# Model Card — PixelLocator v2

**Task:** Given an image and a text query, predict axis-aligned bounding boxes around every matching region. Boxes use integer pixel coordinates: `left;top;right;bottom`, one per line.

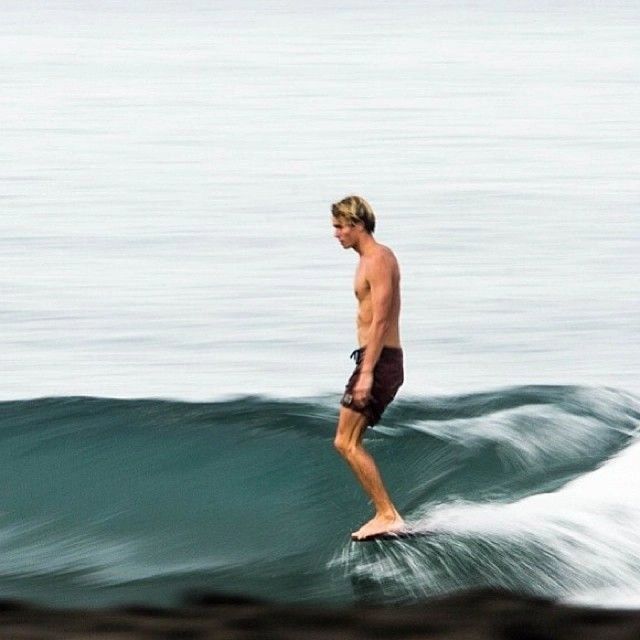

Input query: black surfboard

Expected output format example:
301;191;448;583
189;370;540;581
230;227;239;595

352;528;434;542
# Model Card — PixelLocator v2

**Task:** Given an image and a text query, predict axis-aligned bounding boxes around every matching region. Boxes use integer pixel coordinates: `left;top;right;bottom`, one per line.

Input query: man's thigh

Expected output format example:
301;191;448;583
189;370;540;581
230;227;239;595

335;406;368;449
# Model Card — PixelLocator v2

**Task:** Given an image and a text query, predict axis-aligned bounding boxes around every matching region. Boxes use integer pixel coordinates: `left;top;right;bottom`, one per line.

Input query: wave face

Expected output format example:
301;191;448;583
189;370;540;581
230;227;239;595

1;386;639;608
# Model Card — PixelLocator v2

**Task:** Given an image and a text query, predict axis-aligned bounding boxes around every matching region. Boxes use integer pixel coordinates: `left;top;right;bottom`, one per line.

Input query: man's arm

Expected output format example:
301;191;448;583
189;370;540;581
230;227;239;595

353;254;394;406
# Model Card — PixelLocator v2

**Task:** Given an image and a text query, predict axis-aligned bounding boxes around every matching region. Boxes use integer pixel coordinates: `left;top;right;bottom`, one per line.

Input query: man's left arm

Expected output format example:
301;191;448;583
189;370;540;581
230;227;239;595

353;256;393;405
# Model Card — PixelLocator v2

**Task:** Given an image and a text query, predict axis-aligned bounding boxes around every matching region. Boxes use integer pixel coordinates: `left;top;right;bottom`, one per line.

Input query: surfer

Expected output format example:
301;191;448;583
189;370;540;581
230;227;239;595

331;195;405;541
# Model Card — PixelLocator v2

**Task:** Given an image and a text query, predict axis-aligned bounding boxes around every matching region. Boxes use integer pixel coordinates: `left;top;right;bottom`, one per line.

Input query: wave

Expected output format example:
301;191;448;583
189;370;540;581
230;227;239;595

0;386;638;608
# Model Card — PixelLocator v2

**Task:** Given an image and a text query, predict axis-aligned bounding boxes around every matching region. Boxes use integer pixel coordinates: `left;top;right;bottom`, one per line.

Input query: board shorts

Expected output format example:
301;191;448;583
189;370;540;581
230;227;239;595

340;346;404;427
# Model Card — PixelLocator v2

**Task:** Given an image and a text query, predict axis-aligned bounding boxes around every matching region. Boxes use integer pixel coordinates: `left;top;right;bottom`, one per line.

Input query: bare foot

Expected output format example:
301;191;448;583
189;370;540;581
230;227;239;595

351;513;405;540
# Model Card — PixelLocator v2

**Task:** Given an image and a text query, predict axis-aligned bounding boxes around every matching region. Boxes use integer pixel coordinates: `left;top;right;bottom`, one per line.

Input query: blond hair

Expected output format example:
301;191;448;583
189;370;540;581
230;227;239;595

331;195;376;234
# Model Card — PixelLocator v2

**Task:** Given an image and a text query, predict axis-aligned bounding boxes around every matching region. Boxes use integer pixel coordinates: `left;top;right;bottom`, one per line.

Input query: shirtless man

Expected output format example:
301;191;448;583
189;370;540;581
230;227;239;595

331;195;405;541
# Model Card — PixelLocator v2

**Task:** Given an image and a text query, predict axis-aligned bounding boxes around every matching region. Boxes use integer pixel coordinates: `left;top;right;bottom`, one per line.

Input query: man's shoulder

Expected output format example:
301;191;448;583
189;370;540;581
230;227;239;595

364;244;399;274
373;244;398;265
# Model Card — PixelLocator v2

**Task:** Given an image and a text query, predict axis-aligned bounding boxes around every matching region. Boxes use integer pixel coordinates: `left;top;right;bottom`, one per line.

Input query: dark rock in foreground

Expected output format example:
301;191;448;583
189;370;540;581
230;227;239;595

1;588;640;639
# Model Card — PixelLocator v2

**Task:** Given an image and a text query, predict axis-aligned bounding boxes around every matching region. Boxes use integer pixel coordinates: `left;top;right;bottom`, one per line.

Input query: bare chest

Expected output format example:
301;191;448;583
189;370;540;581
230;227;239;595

354;262;370;302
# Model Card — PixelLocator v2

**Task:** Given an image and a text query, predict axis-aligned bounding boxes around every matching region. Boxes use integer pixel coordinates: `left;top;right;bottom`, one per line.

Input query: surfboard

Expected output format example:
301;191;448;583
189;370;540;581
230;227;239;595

352;528;433;542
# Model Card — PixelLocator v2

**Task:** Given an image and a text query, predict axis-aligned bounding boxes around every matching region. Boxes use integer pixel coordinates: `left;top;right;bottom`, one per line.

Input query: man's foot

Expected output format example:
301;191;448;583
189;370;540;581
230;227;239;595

351;513;405;541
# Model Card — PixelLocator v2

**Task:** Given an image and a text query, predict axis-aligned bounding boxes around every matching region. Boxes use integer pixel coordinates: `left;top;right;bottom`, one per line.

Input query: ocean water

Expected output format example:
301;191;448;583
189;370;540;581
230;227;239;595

1;0;640;609
1;388;639;608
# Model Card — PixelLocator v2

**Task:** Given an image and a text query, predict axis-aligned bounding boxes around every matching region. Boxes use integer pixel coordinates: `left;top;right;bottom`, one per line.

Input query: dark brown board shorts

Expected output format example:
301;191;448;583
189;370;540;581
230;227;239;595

340;346;404;427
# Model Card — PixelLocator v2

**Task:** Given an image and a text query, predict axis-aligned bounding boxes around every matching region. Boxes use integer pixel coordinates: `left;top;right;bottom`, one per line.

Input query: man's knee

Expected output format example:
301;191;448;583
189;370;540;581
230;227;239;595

334;408;367;457
334;433;353;457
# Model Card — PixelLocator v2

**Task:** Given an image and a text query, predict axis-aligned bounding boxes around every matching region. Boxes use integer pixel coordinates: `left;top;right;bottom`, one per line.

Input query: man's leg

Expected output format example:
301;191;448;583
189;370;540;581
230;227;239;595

334;405;404;539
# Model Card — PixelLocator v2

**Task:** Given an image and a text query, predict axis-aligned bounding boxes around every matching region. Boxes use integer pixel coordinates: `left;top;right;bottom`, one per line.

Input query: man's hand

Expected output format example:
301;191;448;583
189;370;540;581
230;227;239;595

353;371;373;408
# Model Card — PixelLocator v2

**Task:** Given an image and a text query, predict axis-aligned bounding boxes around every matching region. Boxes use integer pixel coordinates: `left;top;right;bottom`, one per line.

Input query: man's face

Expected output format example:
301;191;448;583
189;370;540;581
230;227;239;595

332;216;359;249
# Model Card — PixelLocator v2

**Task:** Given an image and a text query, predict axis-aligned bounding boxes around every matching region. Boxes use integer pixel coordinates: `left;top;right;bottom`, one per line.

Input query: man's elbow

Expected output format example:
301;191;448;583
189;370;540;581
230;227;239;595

371;317;390;333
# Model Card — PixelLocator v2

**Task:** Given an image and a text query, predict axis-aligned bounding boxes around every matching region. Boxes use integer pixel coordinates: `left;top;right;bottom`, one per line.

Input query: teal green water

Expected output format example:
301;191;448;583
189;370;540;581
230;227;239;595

1;387;638;608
